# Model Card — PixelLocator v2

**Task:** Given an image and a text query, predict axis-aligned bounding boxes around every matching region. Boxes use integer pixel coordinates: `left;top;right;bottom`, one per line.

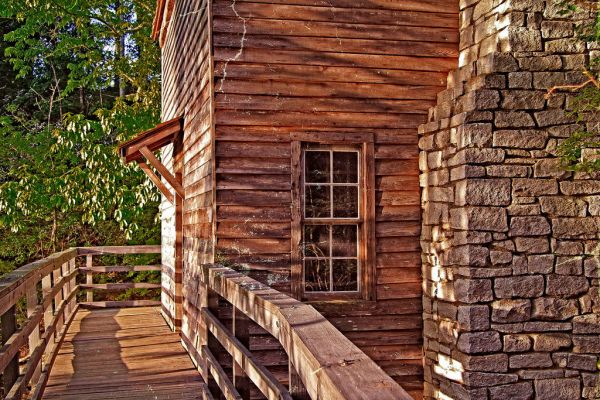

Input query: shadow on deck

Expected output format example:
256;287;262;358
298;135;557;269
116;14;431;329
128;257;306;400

42;307;208;400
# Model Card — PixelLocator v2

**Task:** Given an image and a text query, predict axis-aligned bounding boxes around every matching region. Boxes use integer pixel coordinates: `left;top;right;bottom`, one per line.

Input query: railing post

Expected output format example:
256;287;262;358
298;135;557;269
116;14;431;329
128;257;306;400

52;266;64;337
26;285;41;385
206;287;221;399
41;273;55;359
233;307;251;400
1;306;18;395
86;255;93;302
289;361;310;400
61;262;70;320
68;257;77;312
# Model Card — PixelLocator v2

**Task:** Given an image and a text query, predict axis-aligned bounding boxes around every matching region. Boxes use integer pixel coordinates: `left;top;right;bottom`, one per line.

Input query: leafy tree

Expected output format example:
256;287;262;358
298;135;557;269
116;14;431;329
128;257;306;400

0;0;162;269
553;1;600;171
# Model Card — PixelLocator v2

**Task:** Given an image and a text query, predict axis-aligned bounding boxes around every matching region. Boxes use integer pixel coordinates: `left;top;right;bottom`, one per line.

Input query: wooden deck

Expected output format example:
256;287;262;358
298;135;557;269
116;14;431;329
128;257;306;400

42;307;208;400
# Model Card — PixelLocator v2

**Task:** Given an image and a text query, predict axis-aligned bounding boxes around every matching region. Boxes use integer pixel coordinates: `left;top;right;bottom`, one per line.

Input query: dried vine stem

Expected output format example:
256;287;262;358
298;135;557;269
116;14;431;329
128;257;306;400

545;70;600;99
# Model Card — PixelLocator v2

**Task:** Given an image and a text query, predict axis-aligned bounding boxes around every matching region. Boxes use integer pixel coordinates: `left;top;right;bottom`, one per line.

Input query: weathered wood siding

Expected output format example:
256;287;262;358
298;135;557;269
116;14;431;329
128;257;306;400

160;0;215;344
212;1;459;397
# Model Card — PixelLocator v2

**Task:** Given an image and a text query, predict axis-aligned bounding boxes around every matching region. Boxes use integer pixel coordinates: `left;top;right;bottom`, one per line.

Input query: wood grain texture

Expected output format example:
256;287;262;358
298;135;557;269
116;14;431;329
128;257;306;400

210;1;457;395
42;307;209;400
200;265;413;399
160;0;215;340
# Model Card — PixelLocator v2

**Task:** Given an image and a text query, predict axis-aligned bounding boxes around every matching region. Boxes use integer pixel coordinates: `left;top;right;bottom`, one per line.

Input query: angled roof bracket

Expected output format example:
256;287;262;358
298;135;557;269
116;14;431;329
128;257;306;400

117;116;184;205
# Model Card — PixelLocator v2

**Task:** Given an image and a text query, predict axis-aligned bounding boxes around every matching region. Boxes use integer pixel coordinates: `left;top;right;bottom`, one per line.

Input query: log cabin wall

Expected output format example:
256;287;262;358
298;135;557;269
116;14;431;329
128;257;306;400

212;1;459;397
160;0;215;342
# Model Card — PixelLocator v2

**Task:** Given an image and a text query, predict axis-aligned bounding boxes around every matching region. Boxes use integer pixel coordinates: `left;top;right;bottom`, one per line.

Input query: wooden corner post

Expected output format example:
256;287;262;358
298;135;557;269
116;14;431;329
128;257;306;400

173;132;184;331
1;306;18;395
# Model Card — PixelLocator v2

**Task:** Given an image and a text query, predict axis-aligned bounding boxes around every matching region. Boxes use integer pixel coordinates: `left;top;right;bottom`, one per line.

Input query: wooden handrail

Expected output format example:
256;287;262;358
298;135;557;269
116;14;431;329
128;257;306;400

0;245;162;399
199;264;412;400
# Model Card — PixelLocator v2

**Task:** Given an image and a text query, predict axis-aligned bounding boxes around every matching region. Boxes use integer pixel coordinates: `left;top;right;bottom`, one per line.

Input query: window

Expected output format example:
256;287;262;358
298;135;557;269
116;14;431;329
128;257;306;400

290;134;375;300
302;148;361;293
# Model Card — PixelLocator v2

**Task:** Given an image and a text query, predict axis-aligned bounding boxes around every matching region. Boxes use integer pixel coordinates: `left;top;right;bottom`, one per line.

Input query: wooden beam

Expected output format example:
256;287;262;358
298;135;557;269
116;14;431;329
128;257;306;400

79;300;161;309
200;265;413;400
86;255;93;303
79;265;161;273
136;160;175;204
76;245;161;255
139;146;185;198
80;282;161;291
1;306;18;395
202;308;291;400
202;346;243;400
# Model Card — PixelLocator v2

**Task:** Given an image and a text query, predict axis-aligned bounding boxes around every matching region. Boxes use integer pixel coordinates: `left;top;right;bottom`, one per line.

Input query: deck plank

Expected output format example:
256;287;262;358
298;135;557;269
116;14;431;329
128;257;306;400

42;307;208;400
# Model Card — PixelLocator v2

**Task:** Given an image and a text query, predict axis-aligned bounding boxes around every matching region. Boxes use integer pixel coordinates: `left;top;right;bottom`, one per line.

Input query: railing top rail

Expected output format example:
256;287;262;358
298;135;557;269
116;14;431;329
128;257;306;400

76;245;161;255
0;248;77;312
0;246;161;305
200;264;413;400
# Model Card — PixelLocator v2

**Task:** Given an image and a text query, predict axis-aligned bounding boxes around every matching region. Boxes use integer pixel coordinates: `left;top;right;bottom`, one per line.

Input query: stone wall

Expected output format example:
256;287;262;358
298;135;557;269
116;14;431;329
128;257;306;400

419;0;599;399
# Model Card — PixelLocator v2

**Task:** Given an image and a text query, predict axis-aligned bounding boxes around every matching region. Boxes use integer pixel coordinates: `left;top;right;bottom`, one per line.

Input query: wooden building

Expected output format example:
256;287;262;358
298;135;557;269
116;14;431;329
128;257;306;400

119;1;459;398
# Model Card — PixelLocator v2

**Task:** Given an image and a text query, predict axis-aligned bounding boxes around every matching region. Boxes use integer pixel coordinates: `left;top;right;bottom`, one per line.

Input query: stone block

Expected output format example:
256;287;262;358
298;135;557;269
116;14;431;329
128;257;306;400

457;331;502;354
535;378;581;400
539;196;586;217
491;299;531;323
532;297;579;320
524;321;571;332
513;178;558;197
509;353;553;369
527;254;554;274
583;258;599;278
515;237;550;253
546;275;589;298
541;21;574;38
457;353;508;372
489;382;533;400
456;178;511;206
495;111;535;128
457;305;490;331
567;354;598;372
573;336;600;353
585;196;600;216
455;279;494;303
572;314;600;334
533;333;572;351
486;165;530;177
493;130;548;149
534;110;577;127
534;159;571;179
510;216;550;236
561;181;600;195
448;245;489;266
463;372;518;387
503;334;531;352
555;256;583;275
552;218;600;239
501;90;546;109
509;28;542;51
450;207;508;232
533;72;566;90
545;38;586;53
508;72;532;89
518;55;562;71
517;369;564;380
457;123;493;149
495;275;544;298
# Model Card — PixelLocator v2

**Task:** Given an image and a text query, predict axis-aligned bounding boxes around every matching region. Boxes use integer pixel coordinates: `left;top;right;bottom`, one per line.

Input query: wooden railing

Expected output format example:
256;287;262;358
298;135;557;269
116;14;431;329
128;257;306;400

0;245;161;399
196;264;412;400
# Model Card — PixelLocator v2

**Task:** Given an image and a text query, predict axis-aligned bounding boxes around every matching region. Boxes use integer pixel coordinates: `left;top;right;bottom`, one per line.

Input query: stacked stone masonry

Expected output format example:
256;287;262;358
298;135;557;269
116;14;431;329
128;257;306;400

419;0;599;399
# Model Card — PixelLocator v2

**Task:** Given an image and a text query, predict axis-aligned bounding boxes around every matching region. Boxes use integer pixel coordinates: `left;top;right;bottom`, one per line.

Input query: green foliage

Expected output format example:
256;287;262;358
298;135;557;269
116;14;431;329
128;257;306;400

555;2;600;171
0;0;162;270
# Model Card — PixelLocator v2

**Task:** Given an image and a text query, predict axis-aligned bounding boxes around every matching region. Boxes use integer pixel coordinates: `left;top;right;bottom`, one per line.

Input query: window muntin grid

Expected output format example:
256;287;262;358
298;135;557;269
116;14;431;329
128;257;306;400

302;148;361;293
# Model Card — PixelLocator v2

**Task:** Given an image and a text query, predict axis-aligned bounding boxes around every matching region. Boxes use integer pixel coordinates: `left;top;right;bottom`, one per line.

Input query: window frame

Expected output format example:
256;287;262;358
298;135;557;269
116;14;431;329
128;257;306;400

290;132;375;301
